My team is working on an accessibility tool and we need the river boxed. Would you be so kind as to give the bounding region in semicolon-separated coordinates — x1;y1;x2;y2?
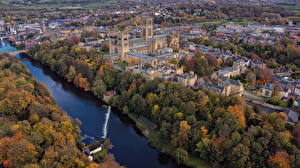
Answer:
0;41;185;168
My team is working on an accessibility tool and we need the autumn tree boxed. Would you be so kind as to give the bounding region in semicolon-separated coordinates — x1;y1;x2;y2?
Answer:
79;77;91;91
227;105;246;129
198;96;209;111
172;121;191;149
258;68;273;84
293;122;300;149
268;151;290;168
66;66;76;82
246;72;256;85
99;154;125;168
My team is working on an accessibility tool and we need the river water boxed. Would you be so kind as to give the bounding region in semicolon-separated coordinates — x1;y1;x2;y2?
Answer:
0;41;184;168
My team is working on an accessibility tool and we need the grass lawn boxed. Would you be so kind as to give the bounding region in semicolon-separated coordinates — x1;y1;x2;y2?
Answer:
278;5;300;11
160;144;210;168
186;155;211;168
197;19;256;25
92;148;108;163
117;61;128;67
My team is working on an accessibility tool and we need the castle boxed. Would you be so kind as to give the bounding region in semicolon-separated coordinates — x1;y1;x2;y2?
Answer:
106;17;180;67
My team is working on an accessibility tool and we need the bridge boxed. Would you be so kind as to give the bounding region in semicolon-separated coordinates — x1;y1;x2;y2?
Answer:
5;50;27;56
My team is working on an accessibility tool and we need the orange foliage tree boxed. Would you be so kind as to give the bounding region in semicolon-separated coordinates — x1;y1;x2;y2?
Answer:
227;105;246;129
268;151;290;168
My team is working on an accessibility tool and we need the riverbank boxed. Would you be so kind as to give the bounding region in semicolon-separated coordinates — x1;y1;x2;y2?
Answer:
122;109;210;168
5;46;175;168
22;51;210;168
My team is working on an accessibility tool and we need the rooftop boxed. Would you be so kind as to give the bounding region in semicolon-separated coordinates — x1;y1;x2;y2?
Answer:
129;38;145;43
129;44;148;50
127;52;154;61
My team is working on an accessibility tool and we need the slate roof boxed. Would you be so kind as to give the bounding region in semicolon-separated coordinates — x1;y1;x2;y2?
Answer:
204;83;223;93
129;38;145;43
156;52;175;59
129;44;148;50
283;109;299;123
127;52;154;61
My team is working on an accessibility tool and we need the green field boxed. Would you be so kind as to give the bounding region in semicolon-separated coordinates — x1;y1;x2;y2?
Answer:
278;5;300;11
197;19;256;25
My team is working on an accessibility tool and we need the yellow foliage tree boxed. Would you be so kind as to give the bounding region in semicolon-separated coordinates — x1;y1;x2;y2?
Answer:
227;105;246;129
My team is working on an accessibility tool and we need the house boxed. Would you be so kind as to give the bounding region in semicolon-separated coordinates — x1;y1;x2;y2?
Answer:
103;90;116;103
203;83;224;95
211;66;241;80
280;87;291;99
218;78;244;97
83;141;102;161
203;78;244;97
232;59;250;74
262;83;273;97
251;60;266;70
176;71;197;87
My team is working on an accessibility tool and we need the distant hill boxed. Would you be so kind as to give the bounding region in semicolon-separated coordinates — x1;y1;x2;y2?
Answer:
1;0;119;10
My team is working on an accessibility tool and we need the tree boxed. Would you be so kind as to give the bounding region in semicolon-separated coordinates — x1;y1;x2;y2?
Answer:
130;94;146;115
268;151;290;168
0;137;38;167
198;96;209;111
66;66;76;82
173;148;188;164
172;121;191;149
74;73;83;88
251;54;260;61
185;58;197;71
230;144;250;168
160;122;171;143
293;122;300;149
231;131;241;145
92;78;107;98
246;72;256;85
258;68;273;84
99;153;124;168
227;105;246;129
287;98;294;108
79;77;91;91
196;138;210;160
195;56;210;76
152;104;160;122
207;56;218;67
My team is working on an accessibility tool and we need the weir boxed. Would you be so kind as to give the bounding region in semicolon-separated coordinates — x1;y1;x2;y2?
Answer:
102;106;111;139
0;37;4;47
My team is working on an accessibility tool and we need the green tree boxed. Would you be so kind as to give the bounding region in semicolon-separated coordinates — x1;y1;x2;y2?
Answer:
130;94;146;115
173;148;188;164
92;78;107;98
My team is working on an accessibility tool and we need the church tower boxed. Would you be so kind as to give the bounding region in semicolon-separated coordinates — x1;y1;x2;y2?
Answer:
142;17;153;43
108;30;129;61
42;19;46;34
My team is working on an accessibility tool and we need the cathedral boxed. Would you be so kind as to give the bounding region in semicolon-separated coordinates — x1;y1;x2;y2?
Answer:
106;17;180;67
